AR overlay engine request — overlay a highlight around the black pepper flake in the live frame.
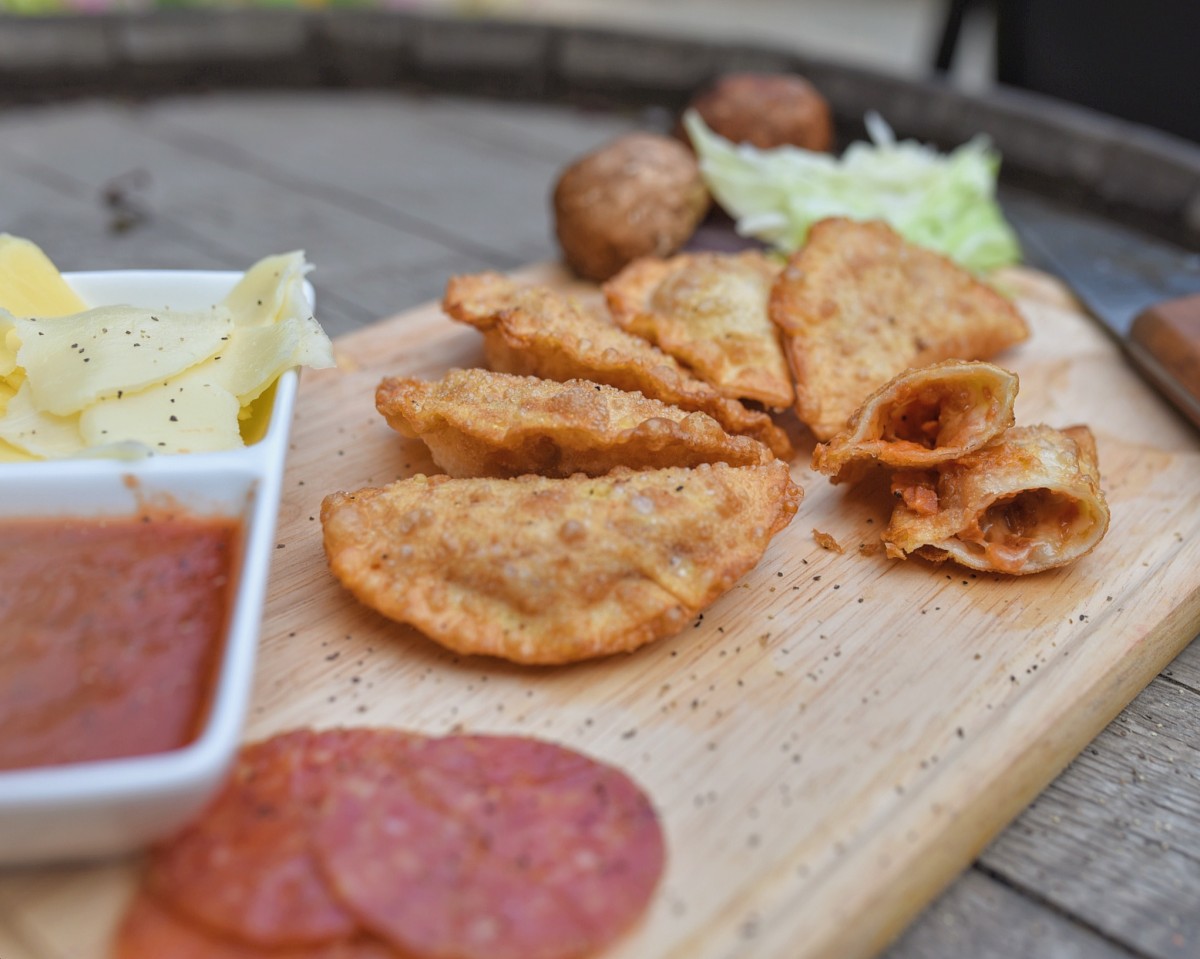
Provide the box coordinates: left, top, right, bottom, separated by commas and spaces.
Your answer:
169, 415, 178, 422
325, 652, 340, 661
621, 729, 637, 740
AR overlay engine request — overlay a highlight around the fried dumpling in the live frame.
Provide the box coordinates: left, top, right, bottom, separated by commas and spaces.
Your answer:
321, 462, 801, 664
883, 424, 1109, 575
443, 272, 793, 459
812, 360, 1019, 482
769, 218, 1029, 441
376, 369, 772, 478
603, 251, 793, 409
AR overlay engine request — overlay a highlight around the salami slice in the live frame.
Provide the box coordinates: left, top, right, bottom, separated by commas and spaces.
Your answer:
313, 734, 665, 959
113, 892, 395, 959
145, 729, 373, 947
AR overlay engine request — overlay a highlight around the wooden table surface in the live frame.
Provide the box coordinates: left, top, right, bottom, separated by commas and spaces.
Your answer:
1, 90, 1198, 959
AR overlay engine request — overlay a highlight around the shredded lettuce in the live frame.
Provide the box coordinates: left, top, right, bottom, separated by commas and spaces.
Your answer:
684, 109, 1021, 272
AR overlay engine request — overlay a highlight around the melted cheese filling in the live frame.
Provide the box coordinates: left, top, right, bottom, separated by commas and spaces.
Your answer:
878, 385, 992, 452
958, 488, 1087, 573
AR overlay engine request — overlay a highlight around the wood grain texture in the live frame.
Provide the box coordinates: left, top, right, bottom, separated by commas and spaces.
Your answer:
3, 92, 1200, 959
980, 676, 1200, 959
887, 869, 1139, 959
1163, 640, 1200, 693
7, 259, 1195, 959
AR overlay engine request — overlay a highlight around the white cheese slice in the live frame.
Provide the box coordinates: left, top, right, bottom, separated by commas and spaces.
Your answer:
0, 437, 35, 462
222, 251, 310, 327
14, 304, 234, 416
0, 312, 18, 378
80, 363, 243, 454
0, 233, 89, 319
0, 379, 85, 458
203, 314, 335, 405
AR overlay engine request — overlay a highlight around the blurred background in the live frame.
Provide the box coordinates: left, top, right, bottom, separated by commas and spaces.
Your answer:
4, 0, 1195, 143
0, 0, 994, 86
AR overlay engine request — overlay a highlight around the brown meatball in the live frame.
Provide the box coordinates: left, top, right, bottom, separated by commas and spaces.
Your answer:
553, 133, 710, 282
684, 72, 833, 152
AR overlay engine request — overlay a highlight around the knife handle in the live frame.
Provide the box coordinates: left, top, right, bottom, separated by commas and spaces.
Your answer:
1129, 293, 1200, 429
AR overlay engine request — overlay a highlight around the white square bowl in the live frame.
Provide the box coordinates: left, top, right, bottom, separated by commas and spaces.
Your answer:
0, 270, 303, 866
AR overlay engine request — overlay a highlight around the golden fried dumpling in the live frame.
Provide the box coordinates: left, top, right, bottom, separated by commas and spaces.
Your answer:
376, 369, 772, 478
603, 251, 793, 409
442, 272, 793, 459
812, 360, 1018, 482
883, 424, 1109, 575
321, 462, 801, 664
769, 218, 1029, 441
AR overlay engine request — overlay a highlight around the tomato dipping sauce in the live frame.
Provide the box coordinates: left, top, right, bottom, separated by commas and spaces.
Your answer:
0, 513, 239, 772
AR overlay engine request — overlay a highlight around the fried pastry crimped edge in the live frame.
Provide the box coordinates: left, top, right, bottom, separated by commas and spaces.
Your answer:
442, 272, 793, 460
376, 369, 773, 478
769, 217, 1029, 441
603, 251, 793, 410
812, 359, 1019, 481
320, 462, 801, 664
883, 424, 1110, 575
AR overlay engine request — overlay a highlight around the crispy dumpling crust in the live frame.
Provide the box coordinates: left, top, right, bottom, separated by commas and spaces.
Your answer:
443, 272, 793, 460
812, 360, 1019, 482
769, 218, 1029, 441
375, 369, 773, 478
321, 463, 801, 664
883, 424, 1110, 575
603, 251, 793, 409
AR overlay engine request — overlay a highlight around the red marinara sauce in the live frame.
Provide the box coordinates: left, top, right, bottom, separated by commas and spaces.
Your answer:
0, 513, 239, 771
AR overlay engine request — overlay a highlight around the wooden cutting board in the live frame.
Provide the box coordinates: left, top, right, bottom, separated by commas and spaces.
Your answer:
4, 263, 1199, 959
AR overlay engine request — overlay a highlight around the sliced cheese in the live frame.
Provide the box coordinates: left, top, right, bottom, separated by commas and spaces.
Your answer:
0, 380, 85, 458
222, 251, 310, 327
15, 304, 234, 416
0, 234, 89, 319
0, 242, 334, 459
0, 437, 36, 463
80, 364, 243, 454
0, 312, 18, 378
200, 318, 301, 404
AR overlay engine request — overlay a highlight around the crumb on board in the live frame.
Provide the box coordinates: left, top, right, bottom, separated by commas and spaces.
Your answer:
812, 529, 844, 553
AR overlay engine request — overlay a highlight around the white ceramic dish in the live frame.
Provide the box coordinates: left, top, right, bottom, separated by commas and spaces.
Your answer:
0, 270, 303, 866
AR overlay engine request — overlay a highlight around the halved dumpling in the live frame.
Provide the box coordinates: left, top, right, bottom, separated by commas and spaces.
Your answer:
376, 368, 773, 478
769, 218, 1029, 441
883, 424, 1109, 575
603, 251, 793, 409
321, 462, 801, 664
443, 272, 792, 459
813, 360, 1018, 482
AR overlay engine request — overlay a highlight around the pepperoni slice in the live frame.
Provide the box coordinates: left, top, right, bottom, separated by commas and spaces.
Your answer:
313, 734, 665, 959
145, 729, 382, 947
113, 892, 395, 959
